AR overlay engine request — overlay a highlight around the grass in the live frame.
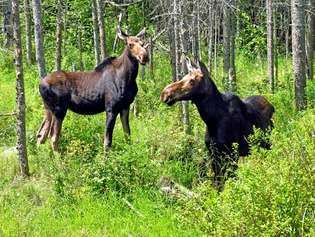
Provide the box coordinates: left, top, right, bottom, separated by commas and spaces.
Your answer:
0, 52, 314, 236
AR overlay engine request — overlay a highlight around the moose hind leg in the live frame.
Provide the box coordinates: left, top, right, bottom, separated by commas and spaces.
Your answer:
50, 116, 63, 151
48, 101, 68, 151
37, 110, 52, 144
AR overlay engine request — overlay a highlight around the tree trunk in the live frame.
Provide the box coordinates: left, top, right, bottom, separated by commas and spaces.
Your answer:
306, 0, 315, 80
149, 37, 154, 79
291, 0, 307, 110
12, 0, 30, 177
97, 0, 107, 59
55, 0, 63, 71
3, 0, 13, 48
179, 0, 191, 135
32, 0, 46, 79
208, 0, 214, 74
214, 5, 219, 81
92, 0, 101, 66
223, 1, 231, 90
192, 0, 200, 62
229, 0, 237, 92
24, 0, 32, 64
77, 25, 84, 71
273, 6, 278, 88
267, 0, 275, 93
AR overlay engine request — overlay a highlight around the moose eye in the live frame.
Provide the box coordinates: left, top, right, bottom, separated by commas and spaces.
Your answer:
189, 80, 195, 86
128, 43, 134, 48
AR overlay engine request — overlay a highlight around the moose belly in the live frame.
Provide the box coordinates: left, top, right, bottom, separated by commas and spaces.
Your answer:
68, 93, 105, 115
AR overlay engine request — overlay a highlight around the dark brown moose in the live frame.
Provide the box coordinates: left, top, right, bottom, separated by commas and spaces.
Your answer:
161, 57, 275, 186
37, 25, 149, 151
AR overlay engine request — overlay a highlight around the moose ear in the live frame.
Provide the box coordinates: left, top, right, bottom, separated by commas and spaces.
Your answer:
185, 56, 194, 72
136, 28, 146, 38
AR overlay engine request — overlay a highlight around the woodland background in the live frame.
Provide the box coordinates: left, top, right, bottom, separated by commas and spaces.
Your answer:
0, 0, 314, 236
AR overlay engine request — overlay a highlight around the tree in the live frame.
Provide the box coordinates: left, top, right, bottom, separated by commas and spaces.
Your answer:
179, 0, 191, 135
306, 0, 315, 80
12, 0, 30, 177
223, 1, 231, 90
291, 0, 307, 110
207, 0, 214, 73
55, 0, 63, 71
3, 0, 13, 48
97, 0, 107, 59
32, 0, 46, 79
91, 0, 101, 66
223, 0, 236, 92
24, 0, 33, 64
267, 0, 275, 93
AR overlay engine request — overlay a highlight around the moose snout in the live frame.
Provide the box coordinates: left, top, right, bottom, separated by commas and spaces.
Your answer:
160, 86, 175, 105
139, 52, 149, 65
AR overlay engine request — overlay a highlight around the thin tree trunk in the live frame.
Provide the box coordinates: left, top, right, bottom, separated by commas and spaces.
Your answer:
24, 0, 32, 64
32, 0, 46, 79
97, 0, 107, 59
229, 0, 237, 92
273, 6, 278, 88
267, 0, 275, 93
214, 5, 219, 81
208, 0, 214, 73
223, 1, 231, 90
285, 29, 290, 60
291, 0, 307, 110
149, 37, 154, 79
12, 0, 29, 177
3, 0, 13, 48
179, 0, 191, 135
77, 24, 84, 71
306, 0, 315, 80
192, 0, 200, 62
55, 0, 63, 71
92, 0, 101, 66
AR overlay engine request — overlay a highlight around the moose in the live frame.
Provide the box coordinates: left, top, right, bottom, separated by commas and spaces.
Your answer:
161, 57, 275, 186
37, 24, 149, 151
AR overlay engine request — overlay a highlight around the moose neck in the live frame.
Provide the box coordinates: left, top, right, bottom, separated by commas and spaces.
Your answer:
124, 47, 139, 67
192, 80, 223, 124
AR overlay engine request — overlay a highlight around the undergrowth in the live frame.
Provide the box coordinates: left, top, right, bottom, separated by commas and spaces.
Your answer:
0, 52, 314, 236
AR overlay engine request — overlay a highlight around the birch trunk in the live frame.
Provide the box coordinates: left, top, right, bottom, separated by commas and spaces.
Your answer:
3, 0, 13, 48
291, 0, 307, 110
223, 1, 231, 90
267, 0, 275, 93
12, 0, 30, 177
32, 0, 46, 79
230, 0, 237, 92
24, 0, 32, 64
208, 0, 214, 73
55, 0, 63, 71
92, 0, 101, 66
97, 0, 107, 59
306, 0, 315, 80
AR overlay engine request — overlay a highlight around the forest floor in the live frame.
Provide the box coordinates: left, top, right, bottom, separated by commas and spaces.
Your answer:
0, 54, 314, 236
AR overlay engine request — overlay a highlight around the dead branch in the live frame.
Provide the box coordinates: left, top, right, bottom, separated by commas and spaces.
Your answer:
113, 13, 123, 52
0, 112, 17, 117
158, 176, 196, 199
122, 198, 144, 217
105, 0, 142, 9
155, 42, 170, 52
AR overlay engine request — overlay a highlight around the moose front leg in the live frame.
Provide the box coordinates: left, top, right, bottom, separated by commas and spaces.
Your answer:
120, 108, 131, 143
104, 111, 118, 150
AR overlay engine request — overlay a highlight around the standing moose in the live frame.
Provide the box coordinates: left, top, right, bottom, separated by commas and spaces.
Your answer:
37, 24, 149, 151
161, 57, 275, 186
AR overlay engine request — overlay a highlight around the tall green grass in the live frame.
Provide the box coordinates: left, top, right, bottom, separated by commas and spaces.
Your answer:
0, 52, 314, 236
